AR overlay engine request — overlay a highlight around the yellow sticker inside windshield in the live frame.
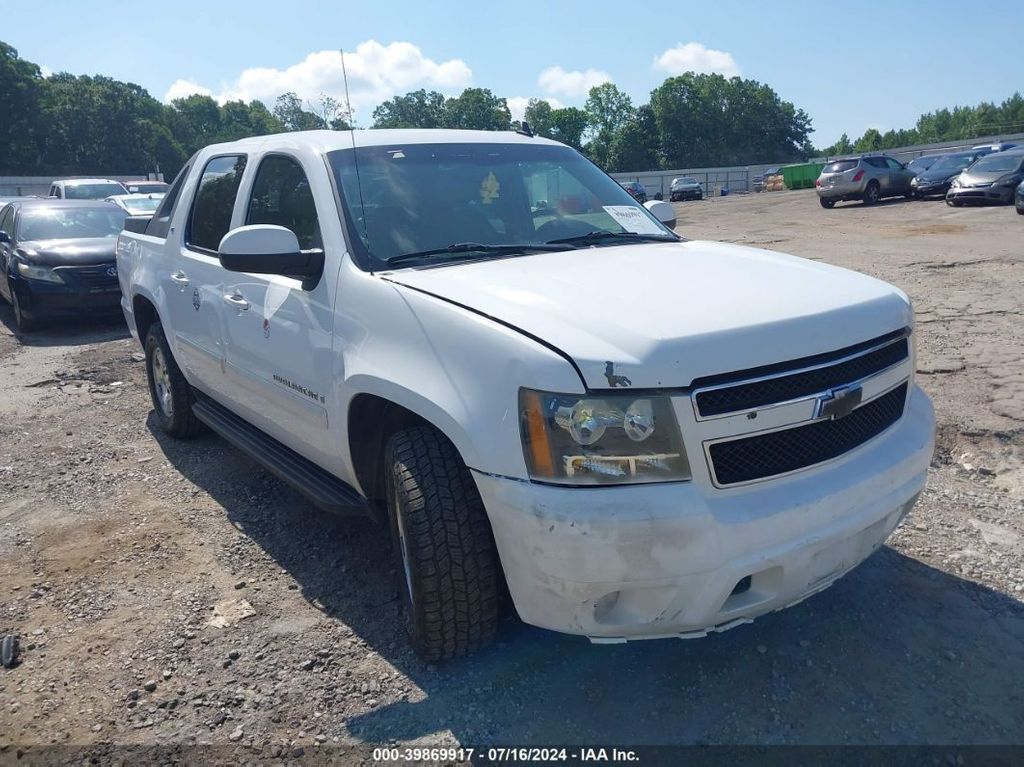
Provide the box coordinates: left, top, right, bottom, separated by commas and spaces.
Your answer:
480, 172, 500, 204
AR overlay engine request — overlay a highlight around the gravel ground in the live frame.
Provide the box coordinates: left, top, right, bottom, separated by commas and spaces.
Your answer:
1, 189, 1022, 756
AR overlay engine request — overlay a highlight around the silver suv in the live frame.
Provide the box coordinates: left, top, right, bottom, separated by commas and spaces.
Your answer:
815, 156, 915, 209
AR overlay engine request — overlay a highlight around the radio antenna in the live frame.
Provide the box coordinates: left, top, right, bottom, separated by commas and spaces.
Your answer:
340, 49, 370, 261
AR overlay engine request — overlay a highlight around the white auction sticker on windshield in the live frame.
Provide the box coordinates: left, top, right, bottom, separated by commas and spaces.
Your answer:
602, 206, 664, 235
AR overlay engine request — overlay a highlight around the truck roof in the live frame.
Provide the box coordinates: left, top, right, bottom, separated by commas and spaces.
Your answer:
200, 129, 565, 155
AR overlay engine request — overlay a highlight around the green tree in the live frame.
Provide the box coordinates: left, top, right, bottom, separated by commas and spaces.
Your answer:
548, 107, 588, 150
522, 98, 555, 138
0, 42, 43, 172
649, 73, 812, 168
607, 105, 660, 172
822, 132, 854, 156
273, 92, 326, 131
853, 128, 883, 153
443, 88, 511, 131
372, 89, 447, 128
584, 83, 634, 167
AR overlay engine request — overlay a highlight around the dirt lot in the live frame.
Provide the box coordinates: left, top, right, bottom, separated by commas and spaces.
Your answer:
1, 190, 1022, 756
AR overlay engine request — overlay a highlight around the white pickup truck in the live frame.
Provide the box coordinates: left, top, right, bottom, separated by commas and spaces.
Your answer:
117, 129, 935, 660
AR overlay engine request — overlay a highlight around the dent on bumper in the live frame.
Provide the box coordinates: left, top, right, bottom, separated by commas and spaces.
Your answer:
473, 386, 935, 641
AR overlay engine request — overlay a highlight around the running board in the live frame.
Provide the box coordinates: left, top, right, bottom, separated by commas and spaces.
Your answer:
192, 397, 370, 517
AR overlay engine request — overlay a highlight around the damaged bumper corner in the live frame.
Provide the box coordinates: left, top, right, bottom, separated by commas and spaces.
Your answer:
472, 387, 934, 641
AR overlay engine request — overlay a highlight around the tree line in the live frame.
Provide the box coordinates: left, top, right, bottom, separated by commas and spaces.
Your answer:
821, 93, 1024, 156
2, 40, 1021, 180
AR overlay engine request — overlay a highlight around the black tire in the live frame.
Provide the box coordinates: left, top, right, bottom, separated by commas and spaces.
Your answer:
384, 426, 501, 661
862, 182, 880, 206
819, 197, 836, 209
947, 197, 961, 207
1016, 205, 1024, 215
10, 286, 35, 333
144, 322, 204, 438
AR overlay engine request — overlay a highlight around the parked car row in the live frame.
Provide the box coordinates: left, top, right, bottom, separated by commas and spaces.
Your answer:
815, 143, 1023, 211
47, 177, 168, 200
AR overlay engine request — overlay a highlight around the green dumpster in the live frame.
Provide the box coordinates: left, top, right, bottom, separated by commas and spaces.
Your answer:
781, 162, 825, 190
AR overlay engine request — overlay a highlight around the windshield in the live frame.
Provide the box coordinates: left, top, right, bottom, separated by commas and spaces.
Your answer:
909, 156, 939, 170
931, 154, 975, 172
677, 177, 698, 184
18, 207, 127, 240
64, 183, 127, 199
823, 160, 858, 173
969, 153, 1024, 173
329, 143, 675, 269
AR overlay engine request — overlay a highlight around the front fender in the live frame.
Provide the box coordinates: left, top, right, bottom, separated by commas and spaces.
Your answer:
333, 267, 584, 481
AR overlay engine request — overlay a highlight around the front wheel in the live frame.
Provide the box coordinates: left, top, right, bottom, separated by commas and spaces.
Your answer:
384, 426, 501, 661
10, 287, 35, 333
819, 197, 836, 209
1016, 205, 1024, 216
144, 322, 204, 438
947, 197, 961, 207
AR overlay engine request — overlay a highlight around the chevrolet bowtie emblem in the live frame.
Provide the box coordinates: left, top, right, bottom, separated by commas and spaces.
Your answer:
816, 384, 864, 420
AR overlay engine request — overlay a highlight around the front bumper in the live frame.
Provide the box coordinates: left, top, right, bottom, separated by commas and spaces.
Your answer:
671, 188, 703, 200
474, 386, 934, 641
912, 181, 951, 198
946, 184, 1016, 204
11, 268, 123, 319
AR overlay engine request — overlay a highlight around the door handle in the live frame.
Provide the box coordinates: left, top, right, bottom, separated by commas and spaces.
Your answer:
170, 271, 189, 288
223, 292, 250, 311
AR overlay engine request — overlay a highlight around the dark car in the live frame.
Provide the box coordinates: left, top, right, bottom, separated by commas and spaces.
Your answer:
0, 199, 127, 331
906, 154, 945, 174
1016, 180, 1024, 215
947, 149, 1024, 206
909, 152, 980, 198
619, 180, 647, 203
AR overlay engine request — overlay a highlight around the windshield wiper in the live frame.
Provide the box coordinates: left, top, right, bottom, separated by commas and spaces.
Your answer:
545, 231, 678, 246
385, 242, 568, 266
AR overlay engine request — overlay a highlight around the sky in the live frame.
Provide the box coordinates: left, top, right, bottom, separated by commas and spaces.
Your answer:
6, 0, 1023, 146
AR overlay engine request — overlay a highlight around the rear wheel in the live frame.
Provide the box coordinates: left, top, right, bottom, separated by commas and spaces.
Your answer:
384, 426, 501, 661
819, 197, 836, 209
144, 322, 204, 438
862, 182, 880, 206
1016, 205, 1024, 215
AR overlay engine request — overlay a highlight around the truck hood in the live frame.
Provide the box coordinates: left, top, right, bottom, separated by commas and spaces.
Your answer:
17, 237, 117, 267
385, 240, 912, 390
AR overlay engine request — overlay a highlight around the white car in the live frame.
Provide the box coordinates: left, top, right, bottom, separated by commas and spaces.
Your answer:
117, 129, 935, 660
106, 193, 165, 217
49, 178, 128, 200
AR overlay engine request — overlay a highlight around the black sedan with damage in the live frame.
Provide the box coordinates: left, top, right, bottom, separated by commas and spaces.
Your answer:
0, 199, 126, 331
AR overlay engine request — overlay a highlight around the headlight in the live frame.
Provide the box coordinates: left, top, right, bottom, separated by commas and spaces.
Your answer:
995, 175, 1020, 187
910, 177, 919, 186
16, 262, 63, 283
520, 389, 691, 485
950, 177, 961, 188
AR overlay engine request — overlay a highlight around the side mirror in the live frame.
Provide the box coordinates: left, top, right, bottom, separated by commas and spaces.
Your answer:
218, 225, 323, 289
644, 200, 677, 230
0, 231, 10, 245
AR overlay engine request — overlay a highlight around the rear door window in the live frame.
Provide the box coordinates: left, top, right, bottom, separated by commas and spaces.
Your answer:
186, 155, 248, 252
885, 158, 904, 170
824, 160, 857, 173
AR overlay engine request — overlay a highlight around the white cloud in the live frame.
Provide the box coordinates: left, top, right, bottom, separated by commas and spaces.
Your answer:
164, 79, 212, 102
39, 64, 53, 78
163, 41, 473, 122
507, 95, 564, 122
653, 42, 740, 77
537, 66, 611, 99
